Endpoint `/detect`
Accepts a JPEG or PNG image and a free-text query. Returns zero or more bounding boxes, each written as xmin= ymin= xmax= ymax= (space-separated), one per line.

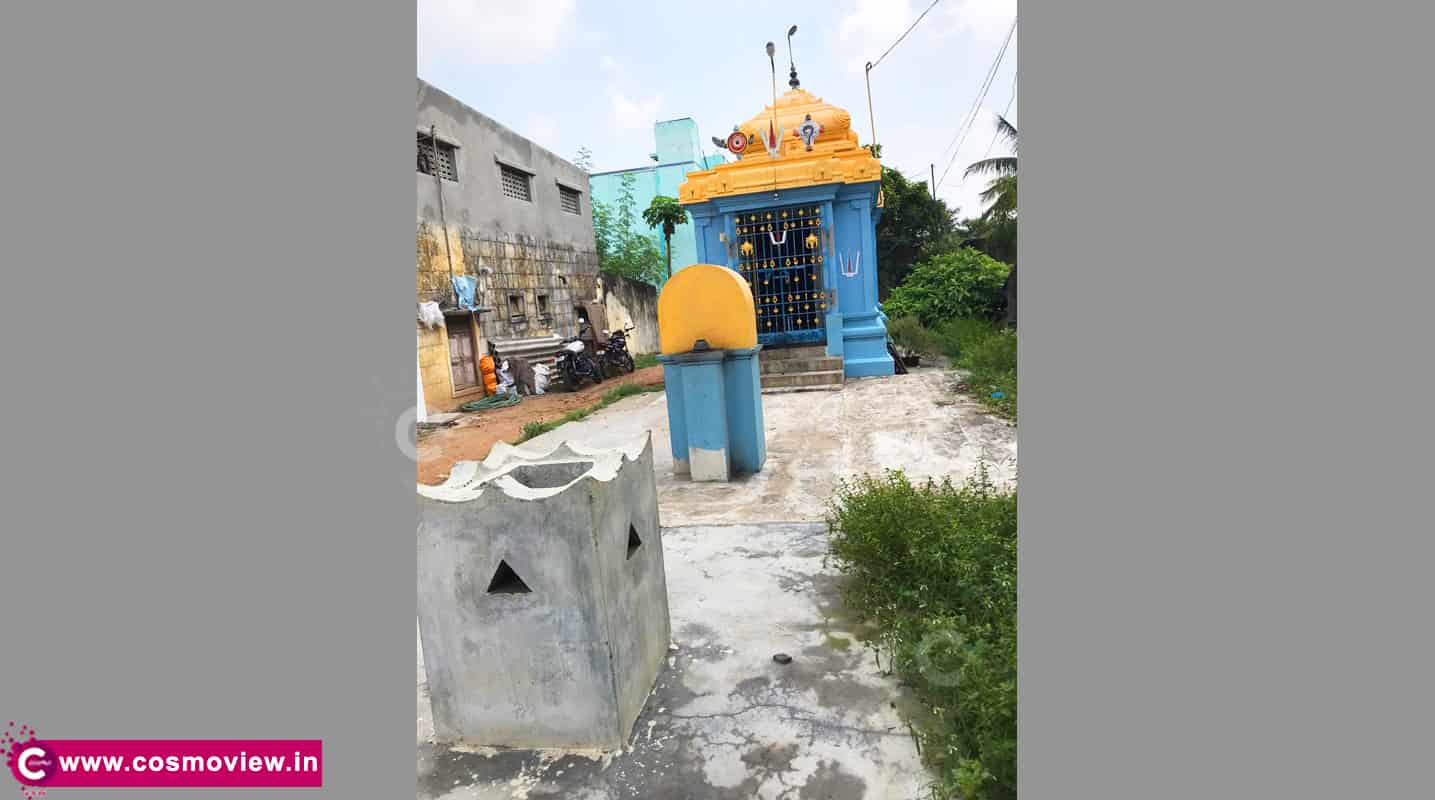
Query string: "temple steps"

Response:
xmin=759 ymin=346 xmax=844 ymax=392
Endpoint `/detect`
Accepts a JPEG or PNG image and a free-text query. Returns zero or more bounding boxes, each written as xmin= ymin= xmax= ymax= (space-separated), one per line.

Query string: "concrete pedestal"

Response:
xmin=658 ymin=346 xmax=766 ymax=481
xmin=416 ymin=434 xmax=670 ymax=751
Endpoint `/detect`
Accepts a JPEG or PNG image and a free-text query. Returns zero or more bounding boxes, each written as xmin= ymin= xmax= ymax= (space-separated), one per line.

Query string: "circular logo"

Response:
xmin=396 ymin=405 xmax=419 ymax=462
xmin=10 ymin=741 xmax=57 ymax=786
xmin=725 ymin=131 xmax=749 ymax=154
xmin=912 ymin=627 xmax=966 ymax=687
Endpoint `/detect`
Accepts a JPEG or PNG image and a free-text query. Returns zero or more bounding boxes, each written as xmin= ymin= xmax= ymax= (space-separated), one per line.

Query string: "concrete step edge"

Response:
xmin=762 ymin=347 xmax=830 ymax=360
xmin=760 ymin=383 xmax=843 ymax=394
xmin=760 ymin=358 xmax=845 ymax=375
xmin=759 ymin=370 xmax=845 ymax=388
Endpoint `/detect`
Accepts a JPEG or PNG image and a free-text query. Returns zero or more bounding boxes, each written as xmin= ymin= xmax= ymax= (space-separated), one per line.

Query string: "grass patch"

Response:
xmin=513 ymin=382 xmax=664 ymax=445
xmin=600 ymin=382 xmax=660 ymax=403
xmin=826 ymin=467 xmax=1016 ymax=800
xmin=934 ymin=319 xmax=1016 ymax=420
xmin=633 ymin=352 xmax=660 ymax=370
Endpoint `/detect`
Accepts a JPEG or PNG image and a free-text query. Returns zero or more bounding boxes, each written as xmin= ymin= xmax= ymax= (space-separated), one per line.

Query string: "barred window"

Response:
xmin=500 ymin=164 xmax=532 ymax=201
xmin=417 ymin=134 xmax=457 ymax=182
xmin=559 ymin=185 xmax=581 ymax=214
xmin=507 ymin=293 xmax=527 ymax=327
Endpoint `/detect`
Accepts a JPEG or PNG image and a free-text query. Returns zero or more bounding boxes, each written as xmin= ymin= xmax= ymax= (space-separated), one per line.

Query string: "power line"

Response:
xmin=865 ymin=0 xmax=946 ymax=148
xmin=935 ymin=16 xmax=1016 ymax=190
xmin=936 ymin=17 xmax=1015 ymax=188
xmin=869 ymin=0 xmax=945 ymax=71
xmin=933 ymin=16 xmax=1014 ymax=167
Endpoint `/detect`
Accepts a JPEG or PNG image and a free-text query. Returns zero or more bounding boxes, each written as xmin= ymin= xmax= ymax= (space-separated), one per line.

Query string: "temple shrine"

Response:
xmin=678 ymin=71 xmax=894 ymax=378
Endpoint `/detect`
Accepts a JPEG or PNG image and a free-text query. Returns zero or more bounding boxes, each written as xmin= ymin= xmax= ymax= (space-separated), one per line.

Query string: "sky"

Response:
xmin=417 ymin=0 xmax=1016 ymax=219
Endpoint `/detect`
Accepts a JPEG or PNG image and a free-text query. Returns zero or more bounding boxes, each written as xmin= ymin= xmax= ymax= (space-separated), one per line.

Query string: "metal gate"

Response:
xmin=733 ymin=202 xmax=827 ymax=346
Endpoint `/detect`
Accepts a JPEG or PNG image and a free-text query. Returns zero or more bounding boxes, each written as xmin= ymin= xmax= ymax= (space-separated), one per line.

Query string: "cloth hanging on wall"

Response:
xmin=418 ymin=301 xmax=445 ymax=329
xmin=451 ymin=275 xmax=478 ymax=311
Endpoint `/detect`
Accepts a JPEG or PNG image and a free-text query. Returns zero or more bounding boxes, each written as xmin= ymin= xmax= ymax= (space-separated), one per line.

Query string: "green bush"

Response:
xmin=883 ymin=248 xmax=1010 ymax=327
xmin=934 ymin=318 xmax=997 ymax=360
xmin=886 ymin=315 xmax=941 ymax=357
xmin=826 ymin=468 xmax=1016 ymax=800
xmin=934 ymin=320 xmax=1017 ymax=420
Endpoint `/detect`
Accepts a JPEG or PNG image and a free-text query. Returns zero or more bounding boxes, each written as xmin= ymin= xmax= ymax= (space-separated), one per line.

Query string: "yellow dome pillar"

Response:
xmin=655 ymin=264 xmax=767 ymax=482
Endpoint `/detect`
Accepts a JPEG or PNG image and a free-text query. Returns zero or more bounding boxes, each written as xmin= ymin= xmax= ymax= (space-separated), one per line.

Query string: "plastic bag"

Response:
xmin=479 ymin=355 xmax=498 ymax=394
xmin=532 ymin=364 xmax=550 ymax=395
xmin=417 ymin=301 xmax=444 ymax=329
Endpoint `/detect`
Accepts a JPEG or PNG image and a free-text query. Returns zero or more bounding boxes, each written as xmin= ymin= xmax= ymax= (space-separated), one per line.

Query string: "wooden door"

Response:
xmin=447 ymin=321 xmax=478 ymax=391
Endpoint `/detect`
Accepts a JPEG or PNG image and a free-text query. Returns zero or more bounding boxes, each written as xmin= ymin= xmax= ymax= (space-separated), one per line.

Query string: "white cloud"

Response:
xmin=837 ymin=0 xmax=918 ymax=74
xmin=417 ymin=0 xmax=576 ymax=72
xmin=609 ymin=89 xmax=664 ymax=133
xmin=598 ymin=56 xmax=663 ymax=134
xmin=932 ymin=0 xmax=1018 ymax=44
xmin=835 ymin=0 xmax=1017 ymax=75
xmin=524 ymin=112 xmax=560 ymax=152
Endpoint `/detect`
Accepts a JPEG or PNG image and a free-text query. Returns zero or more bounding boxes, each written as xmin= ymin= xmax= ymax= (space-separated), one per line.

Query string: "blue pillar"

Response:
xmin=659 ymin=363 xmax=690 ymax=476
xmin=658 ymin=350 xmax=731 ymax=481
xmin=658 ymin=346 xmax=766 ymax=481
xmin=721 ymin=346 xmax=766 ymax=474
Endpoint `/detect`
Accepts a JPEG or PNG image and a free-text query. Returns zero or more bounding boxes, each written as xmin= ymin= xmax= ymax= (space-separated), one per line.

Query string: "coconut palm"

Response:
xmin=965 ymin=114 xmax=1018 ymax=325
xmin=642 ymin=195 xmax=689 ymax=280
xmin=964 ymin=114 xmax=1017 ymax=220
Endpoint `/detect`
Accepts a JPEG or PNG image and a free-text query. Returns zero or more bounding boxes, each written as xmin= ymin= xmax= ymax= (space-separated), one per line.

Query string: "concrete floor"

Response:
xmin=513 ymin=367 xmax=1016 ymax=527
xmin=416 ymin=367 xmax=1017 ymax=799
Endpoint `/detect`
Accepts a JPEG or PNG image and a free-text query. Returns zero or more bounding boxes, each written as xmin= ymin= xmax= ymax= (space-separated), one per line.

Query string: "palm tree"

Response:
xmin=964 ymin=114 xmax=1017 ymax=220
xmin=642 ymin=196 xmax=689 ymax=280
xmin=965 ymin=114 xmax=1018 ymax=325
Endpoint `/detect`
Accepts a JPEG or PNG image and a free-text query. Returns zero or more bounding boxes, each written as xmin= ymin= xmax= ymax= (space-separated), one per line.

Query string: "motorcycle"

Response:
xmin=555 ymin=337 xmax=603 ymax=391
xmin=597 ymin=325 xmax=637 ymax=377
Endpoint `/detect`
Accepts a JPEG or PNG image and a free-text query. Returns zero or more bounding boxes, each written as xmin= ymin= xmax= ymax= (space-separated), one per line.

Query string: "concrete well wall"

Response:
xmin=416 ymin=435 xmax=669 ymax=751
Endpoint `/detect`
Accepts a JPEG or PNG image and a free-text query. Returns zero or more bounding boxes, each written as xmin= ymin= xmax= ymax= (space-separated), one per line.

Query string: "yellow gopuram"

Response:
xmin=679 ymin=87 xmax=882 ymax=204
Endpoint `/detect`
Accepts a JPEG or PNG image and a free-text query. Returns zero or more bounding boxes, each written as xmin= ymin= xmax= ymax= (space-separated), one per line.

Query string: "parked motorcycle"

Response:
xmin=598 ymin=325 xmax=636 ymax=377
xmin=555 ymin=337 xmax=604 ymax=391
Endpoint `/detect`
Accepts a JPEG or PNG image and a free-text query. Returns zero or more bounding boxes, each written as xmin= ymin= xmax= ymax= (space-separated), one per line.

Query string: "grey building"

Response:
xmin=416 ymin=79 xmax=602 ymax=410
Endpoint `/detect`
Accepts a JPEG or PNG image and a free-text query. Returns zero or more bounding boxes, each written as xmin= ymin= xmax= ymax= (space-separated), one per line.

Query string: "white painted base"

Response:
xmin=687 ymin=447 xmax=730 ymax=482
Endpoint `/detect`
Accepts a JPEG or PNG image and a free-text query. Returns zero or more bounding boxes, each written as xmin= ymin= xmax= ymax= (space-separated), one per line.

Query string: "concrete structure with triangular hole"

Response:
xmin=416 ymin=433 xmax=670 ymax=751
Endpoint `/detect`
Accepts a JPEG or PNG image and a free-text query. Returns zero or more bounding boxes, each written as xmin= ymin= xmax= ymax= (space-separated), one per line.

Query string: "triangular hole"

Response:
xmin=486 ymin=560 xmax=531 ymax=594
xmin=626 ymin=525 xmax=643 ymax=560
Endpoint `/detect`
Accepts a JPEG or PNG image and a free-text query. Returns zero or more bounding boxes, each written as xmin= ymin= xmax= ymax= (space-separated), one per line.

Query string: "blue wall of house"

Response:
xmin=589 ymin=118 xmax=727 ymax=287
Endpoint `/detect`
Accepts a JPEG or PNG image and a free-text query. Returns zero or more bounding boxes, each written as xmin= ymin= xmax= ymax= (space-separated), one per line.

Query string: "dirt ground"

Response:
xmin=416 ymin=365 xmax=664 ymax=485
